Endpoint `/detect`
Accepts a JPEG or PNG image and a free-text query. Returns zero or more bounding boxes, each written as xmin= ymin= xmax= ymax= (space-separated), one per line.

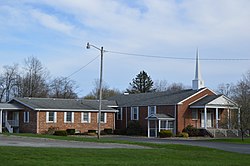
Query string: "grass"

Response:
xmin=1 ymin=133 xmax=250 ymax=165
xmin=210 ymin=138 xmax=250 ymax=144
xmin=0 ymin=145 xmax=250 ymax=166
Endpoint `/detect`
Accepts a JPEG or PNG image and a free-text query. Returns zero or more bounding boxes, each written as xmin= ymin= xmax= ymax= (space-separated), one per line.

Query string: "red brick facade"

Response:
xmin=115 ymin=88 xmax=235 ymax=135
xmin=18 ymin=107 xmax=115 ymax=134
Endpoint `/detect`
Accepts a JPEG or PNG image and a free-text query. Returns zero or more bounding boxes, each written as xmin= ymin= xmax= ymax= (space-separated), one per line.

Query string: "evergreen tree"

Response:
xmin=127 ymin=70 xmax=154 ymax=93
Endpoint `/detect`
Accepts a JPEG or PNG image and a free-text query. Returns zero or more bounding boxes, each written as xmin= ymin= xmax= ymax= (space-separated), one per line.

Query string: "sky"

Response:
xmin=0 ymin=0 xmax=250 ymax=97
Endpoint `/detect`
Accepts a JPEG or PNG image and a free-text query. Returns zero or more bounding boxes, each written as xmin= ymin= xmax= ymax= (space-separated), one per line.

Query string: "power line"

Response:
xmin=107 ymin=50 xmax=250 ymax=61
xmin=66 ymin=55 xmax=99 ymax=78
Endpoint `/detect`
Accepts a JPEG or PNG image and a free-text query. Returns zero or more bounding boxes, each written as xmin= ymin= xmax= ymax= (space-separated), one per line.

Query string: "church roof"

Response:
xmin=109 ymin=88 xmax=206 ymax=107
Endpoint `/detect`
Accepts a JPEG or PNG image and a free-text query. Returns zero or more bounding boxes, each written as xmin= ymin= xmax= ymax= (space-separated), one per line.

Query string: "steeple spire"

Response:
xmin=192 ymin=49 xmax=204 ymax=90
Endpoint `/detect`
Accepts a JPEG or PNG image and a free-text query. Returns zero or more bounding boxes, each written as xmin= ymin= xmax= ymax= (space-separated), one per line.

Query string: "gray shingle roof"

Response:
xmin=109 ymin=89 xmax=203 ymax=107
xmin=0 ymin=103 xmax=24 ymax=110
xmin=190 ymin=95 xmax=220 ymax=107
xmin=11 ymin=98 xmax=117 ymax=112
xmin=146 ymin=113 xmax=175 ymax=120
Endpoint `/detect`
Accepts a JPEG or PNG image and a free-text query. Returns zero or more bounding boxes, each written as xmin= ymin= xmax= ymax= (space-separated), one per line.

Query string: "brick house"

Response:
xmin=0 ymin=98 xmax=117 ymax=134
xmin=110 ymin=54 xmax=239 ymax=137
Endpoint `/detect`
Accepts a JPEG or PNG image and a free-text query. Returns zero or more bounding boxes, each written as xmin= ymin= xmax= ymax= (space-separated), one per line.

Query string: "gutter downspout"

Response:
xmin=0 ymin=109 xmax=2 ymax=133
xmin=125 ymin=107 xmax=128 ymax=128
xmin=174 ymin=104 xmax=177 ymax=135
xmin=37 ymin=110 xmax=40 ymax=134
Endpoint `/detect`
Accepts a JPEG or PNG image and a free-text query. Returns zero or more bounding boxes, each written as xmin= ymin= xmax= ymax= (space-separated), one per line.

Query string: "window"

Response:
xmin=148 ymin=106 xmax=156 ymax=116
xmin=81 ymin=112 xmax=91 ymax=123
xmin=24 ymin=112 xmax=29 ymax=123
xmin=98 ymin=112 xmax=106 ymax=123
xmin=46 ymin=112 xmax=57 ymax=123
xmin=192 ymin=110 xmax=198 ymax=120
xmin=117 ymin=108 xmax=122 ymax=120
xmin=131 ymin=107 xmax=139 ymax=120
xmin=64 ymin=112 xmax=74 ymax=123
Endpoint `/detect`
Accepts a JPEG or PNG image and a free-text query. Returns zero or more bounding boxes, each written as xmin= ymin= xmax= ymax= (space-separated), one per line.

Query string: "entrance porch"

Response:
xmin=0 ymin=103 xmax=23 ymax=133
xmin=146 ymin=114 xmax=175 ymax=137
xmin=190 ymin=95 xmax=239 ymax=131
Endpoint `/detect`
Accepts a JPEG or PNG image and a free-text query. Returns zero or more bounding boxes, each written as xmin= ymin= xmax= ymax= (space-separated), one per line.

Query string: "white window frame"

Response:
xmin=64 ymin=112 xmax=74 ymax=123
xmin=24 ymin=111 xmax=29 ymax=123
xmin=46 ymin=112 xmax=57 ymax=123
xmin=97 ymin=112 xmax=107 ymax=123
xmin=192 ymin=110 xmax=198 ymax=120
xmin=81 ymin=112 xmax=91 ymax=123
xmin=117 ymin=108 xmax=123 ymax=120
xmin=148 ymin=106 xmax=156 ymax=116
xmin=131 ymin=107 xmax=139 ymax=120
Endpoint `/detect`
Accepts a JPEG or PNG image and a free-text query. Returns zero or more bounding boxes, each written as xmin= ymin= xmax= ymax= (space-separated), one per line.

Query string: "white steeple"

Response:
xmin=192 ymin=49 xmax=204 ymax=90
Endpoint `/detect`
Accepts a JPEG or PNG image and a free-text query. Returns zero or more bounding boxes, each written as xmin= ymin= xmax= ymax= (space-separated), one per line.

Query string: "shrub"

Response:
xmin=66 ymin=129 xmax=75 ymax=135
xmin=181 ymin=132 xmax=189 ymax=138
xmin=182 ymin=125 xmax=199 ymax=137
xmin=159 ymin=130 xmax=173 ymax=138
xmin=114 ymin=129 xmax=127 ymax=135
xmin=54 ymin=130 xmax=67 ymax=136
xmin=104 ymin=128 xmax=113 ymax=135
xmin=126 ymin=121 xmax=144 ymax=136
xmin=46 ymin=126 xmax=59 ymax=135
xmin=88 ymin=130 xmax=97 ymax=133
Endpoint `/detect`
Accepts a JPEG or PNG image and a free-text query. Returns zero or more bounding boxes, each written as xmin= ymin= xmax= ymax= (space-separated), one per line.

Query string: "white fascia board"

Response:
xmin=11 ymin=99 xmax=35 ymax=110
xmin=190 ymin=105 xmax=238 ymax=109
xmin=177 ymin=88 xmax=208 ymax=105
xmin=178 ymin=87 xmax=217 ymax=105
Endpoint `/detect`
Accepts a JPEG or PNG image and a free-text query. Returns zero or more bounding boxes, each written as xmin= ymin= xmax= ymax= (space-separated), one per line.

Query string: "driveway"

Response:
xmin=104 ymin=136 xmax=250 ymax=154
xmin=0 ymin=135 xmax=148 ymax=149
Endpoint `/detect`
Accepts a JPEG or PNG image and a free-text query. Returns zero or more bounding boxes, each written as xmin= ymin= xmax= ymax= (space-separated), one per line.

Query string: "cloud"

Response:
xmin=29 ymin=9 xmax=75 ymax=35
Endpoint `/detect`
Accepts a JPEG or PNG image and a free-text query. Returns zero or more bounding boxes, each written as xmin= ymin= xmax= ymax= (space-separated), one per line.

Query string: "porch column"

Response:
xmin=4 ymin=111 xmax=7 ymax=127
xmin=204 ymin=107 xmax=207 ymax=129
xmin=147 ymin=120 xmax=150 ymax=138
xmin=155 ymin=120 xmax=157 ymax=137
xmin=158 ymin=120 xmax=161 ymax=133
xmin=0 ymin=109 xmax=2 ymax=133
xmin=227 ymin=109 xmax=230 ymax=129
xmin=215 ymin=108 xmax=219 ymax=129
xmin=238 ymin=108 xmax=241 ymax=129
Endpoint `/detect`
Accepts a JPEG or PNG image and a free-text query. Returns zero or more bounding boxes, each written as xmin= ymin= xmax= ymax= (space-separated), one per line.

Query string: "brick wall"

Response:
xmin=19 ymin=108 xmax=37 ymax=133
xmin=38 ymin=111 xmax=115 ymax=134
xmin=116 ymin=105 xmax=175 ymax=134
xmin=177 ymin=88 xmax=215 ymax=133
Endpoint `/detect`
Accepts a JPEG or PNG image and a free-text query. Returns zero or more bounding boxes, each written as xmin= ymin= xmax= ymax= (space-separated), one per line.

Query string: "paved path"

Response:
xmin=1 ymin=135 xmax=249 ymax=154
xmin=0 ymin=135 xmax=148 ymax=149
xmin=104 ymin=136 xmax=250 ymax=154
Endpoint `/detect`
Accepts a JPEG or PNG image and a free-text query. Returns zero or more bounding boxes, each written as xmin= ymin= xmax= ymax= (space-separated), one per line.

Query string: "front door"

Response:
xmin=201 ymin=113 xmax=212 ymax=128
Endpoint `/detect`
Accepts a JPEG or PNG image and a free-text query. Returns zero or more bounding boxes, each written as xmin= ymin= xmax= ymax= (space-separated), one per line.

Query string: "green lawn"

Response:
xmin=1 ymin=134 xmax=250 ymax=165
xmin=210 ymin=138 xmax=250 ymax=144
xmin=0 ymin=145 xmax=250 ymax=166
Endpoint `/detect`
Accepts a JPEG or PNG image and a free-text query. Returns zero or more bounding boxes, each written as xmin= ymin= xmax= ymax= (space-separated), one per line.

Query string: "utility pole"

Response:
xmin=86 ymin=43 xmax=104 ymax=139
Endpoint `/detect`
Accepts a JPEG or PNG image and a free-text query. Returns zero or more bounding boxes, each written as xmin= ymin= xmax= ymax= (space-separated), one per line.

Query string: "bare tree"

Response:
xmin=84 ymin=79 xmax=121 ymax=99
xmin=49 ymin=77 xmax=78 ymax=99
xmin=0 ymin=64 xmax=19 ymax=102
xmin=154 ymin=80 xmax=168 ymax=92
xmin=154 ymin=80 xmax=186 ymax=93
xmin=217 ymin=83 xmax=234 ymax=98
xmin=233 ymin=70 xmax=250 ymax=140
xmin=19 ymin=56 xmax=49 ymax=97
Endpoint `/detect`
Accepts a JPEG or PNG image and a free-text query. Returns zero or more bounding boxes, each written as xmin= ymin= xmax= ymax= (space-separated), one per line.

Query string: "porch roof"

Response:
xmin=9 ymin=98 xmax=118 ymax=112
xmin=190 ymin=95 xmax=238 ymax=109
xmin=146 ymin=114 xmax=175 ymax=120
xmin=0 ymin=103 xmax=24 ymax=110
